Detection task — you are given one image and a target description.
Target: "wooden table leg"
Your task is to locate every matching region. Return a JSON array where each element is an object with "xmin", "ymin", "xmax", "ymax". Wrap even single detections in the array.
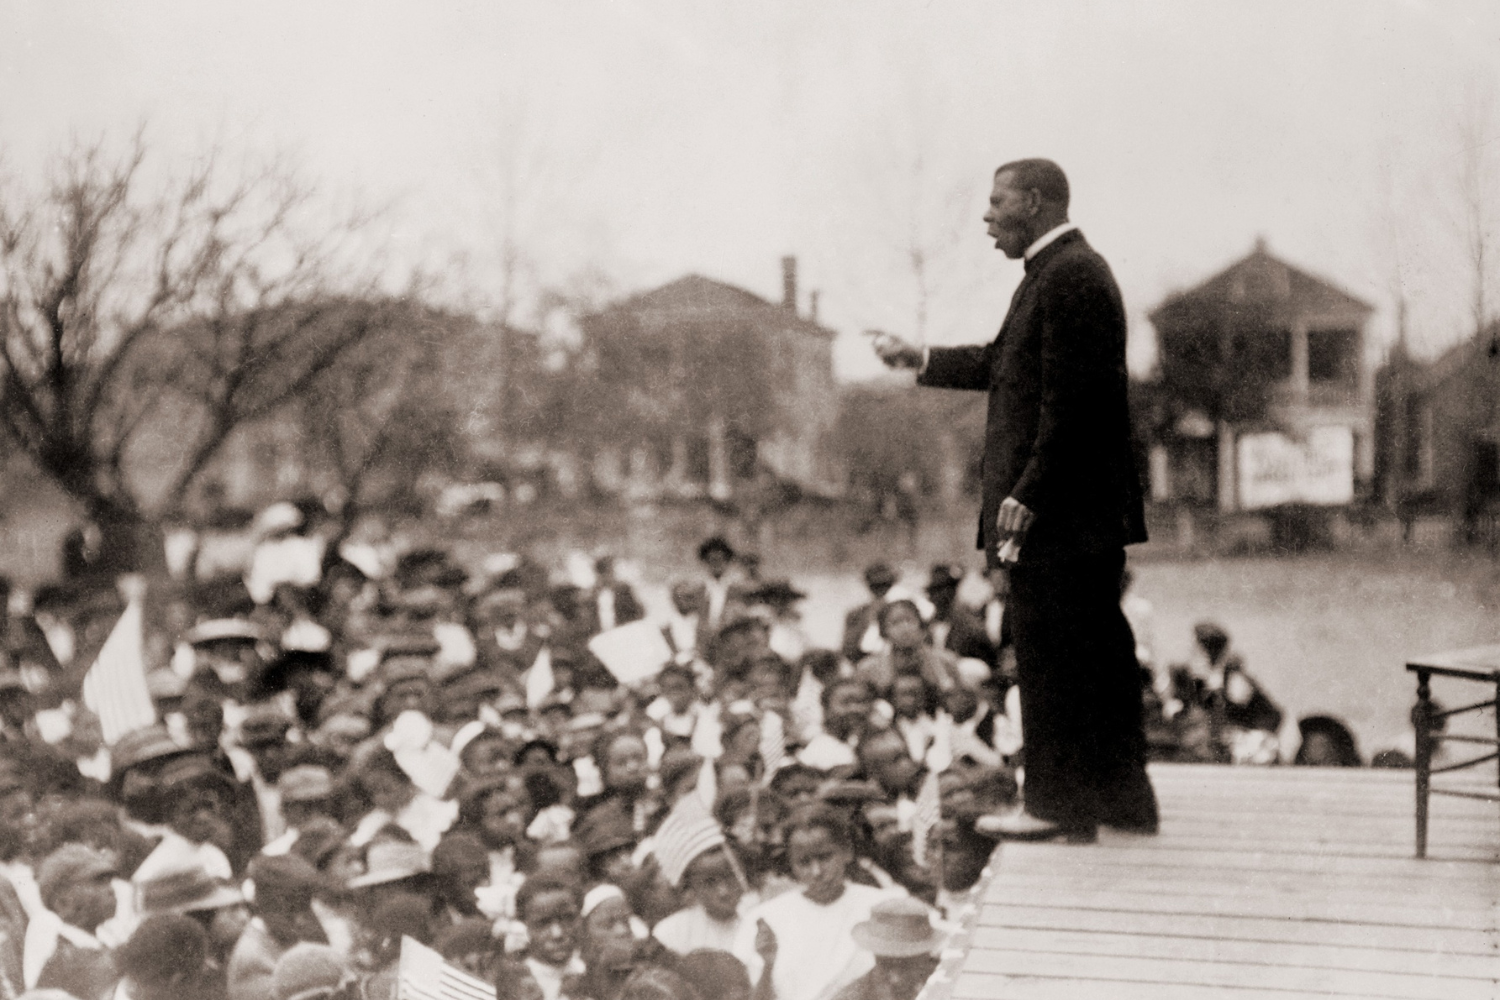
[{"xmin": 1413, "ymin": 668, "xmax": 1432, "ymax": 859}]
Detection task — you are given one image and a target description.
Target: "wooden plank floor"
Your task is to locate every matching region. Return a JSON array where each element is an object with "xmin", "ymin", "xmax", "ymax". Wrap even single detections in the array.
[{"xmin": 946, "ymin": 763, "xmax": 1500, "ymax": 1000}]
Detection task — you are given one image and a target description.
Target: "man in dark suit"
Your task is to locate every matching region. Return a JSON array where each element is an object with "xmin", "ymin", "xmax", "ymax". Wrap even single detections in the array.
[{"xmin": 875, "ymin": 158, "xmax": 1156, "ymax": 842}]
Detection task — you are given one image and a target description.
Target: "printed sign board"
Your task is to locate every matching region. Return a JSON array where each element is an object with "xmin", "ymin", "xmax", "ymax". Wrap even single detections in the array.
[{"xmin": 1237, "ymin": 426, "xmax": 1354, "ymax": 509}]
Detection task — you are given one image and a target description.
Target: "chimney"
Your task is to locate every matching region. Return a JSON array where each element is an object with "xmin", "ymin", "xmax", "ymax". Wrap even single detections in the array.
[
  {"xmin": 809, "ymin": 290, "xmax": 820, "ymax": 324},
  {"xmin": 781, "ymin": 256, "xmax": 797, "ymax": 313}
]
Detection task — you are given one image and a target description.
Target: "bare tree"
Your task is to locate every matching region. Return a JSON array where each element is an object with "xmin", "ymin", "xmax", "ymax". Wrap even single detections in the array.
[
  {"xmin": 0, "ymin": 135, "xmax": 392, "ymax": 565},
  {"xmin": 300, "ymin": 302, "xmax": 466, "ymax": 528},
  {"xmin": 1453, "ymin": 81, "xmax": 1499, "ymax": 337}
]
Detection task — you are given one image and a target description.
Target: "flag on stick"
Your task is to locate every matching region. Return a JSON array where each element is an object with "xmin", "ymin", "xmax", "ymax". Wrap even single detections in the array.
[
  {"xmin": 398, "ymin": 934, "xmax": 495, "ymax": 1000},
  {"xmin": 910, "ymin": 768, "xmax": 942, "ymax": 868},
  {"xmin": 82, "ymin": 598, "xmax": 155, "ymax": 746},
  {"xmin": 524, "ymin": 646, "xmax": 554, "ymax": 710},
  {"xmin": 653, "ymin": 771, "xmax": 727, "ymax": 888}
]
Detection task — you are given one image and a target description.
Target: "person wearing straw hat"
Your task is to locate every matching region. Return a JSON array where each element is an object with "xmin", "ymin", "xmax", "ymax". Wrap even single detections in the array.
[{"xmin": 831, "ymin": 898, "xmax": 945, "ymax": 1000}]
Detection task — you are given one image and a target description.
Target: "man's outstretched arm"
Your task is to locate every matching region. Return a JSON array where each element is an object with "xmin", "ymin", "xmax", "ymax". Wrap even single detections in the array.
[{"xmin": 872, "ymin": 332, "xmax": 989, "ymax": 392}]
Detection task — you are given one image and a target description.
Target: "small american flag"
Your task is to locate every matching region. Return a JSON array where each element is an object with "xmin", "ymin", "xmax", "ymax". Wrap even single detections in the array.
[
  {"xmin": 82, "ymin": 598, "xmax": 156, "ymax": 746},
  {"xmin": 758, "ymin": 707, "xmax": 787, "ymax": 782},
  {"xmin": 910, "ymin": 767, "xmax": 942, "ymax": 867},
  {"xmin": 652, "ymin": 778, "xmax": 727, "ymax": 887},
  {"xmin": 398, "ymin": 935, "xmax": 495, "ymax": 1000}
]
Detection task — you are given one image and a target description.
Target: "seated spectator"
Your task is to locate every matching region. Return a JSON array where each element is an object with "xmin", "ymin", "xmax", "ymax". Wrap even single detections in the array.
[
  {"xmin": 356, "ymin": 891, "xmax": 437, "ymax": 1000},
  {"xmin": 889, "ymin": 676, "xmax": 938, "ymax": 767},
  {"xmin": 431, "ymin": 832, "xmax": 492, "ymax": 924},
  {"xmin": 733, "ymin": 804, "xmax": 906, "ymax": 1000},
  {"xmin": 137, "ymin": 867, "xmax": 252, "ymax": 968},
  {"xmin": 132, "ymin": 754, "xmax": 238, "ymax": 884},
  {"xmin": 1294, "ymin": 715, "xmax": 1362, "ymax": 767},
  {"xmin": 855, "ymin": 601, "xmax": 960, "ymax": 701},
  {"xmin": 675, "ymin": 949, "xmax": 751, "ymax": 1000},
  {"xmin": 1162, "ymin": 622, "xmax": 1283, "ymax": 765},
  {"xmin": 115, "ymin": 913, "xmax": 227, "ymax": 1000},
  {"xmin": 652, "ymin": 846, "xmax": 747, "ymax": 955},
  {"xmin": 228, "ymin": 855, "xmax": 333, "ymax": 1000},
  {"xmin": 798, "ymin": 680, "xmax": 878, "ymax": 774},
  {"xmin": 269, "ymin": 942, "xmax": 359, "ymax": 1000},
  {"xmin": 26, "ymin": 845, "xmax": 119, "ymax": 999},
  {"xmin": 497, "ymin": 877, "xmax": 585, "ymax": 1000},
  {"xmin": 832, "ymin": 898, "xmax": 944, "ymax": 1000},
  {"xmin": 575, "ymin": 884, "xmax": 645, "ymax": 1000},
  {"xmin": 842, "ymin": 564, "xmax": 898, "ymax": 665}
]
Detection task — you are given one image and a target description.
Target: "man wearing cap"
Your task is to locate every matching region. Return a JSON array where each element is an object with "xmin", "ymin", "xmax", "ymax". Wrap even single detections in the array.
[
  {"xmin": 25, "ymin": 844, "xmax": 119, "ymax": 998},
  {"xmin": 831, "ymin": 898, "xmax": 944, "ymax": 1000},
  {"xmin": 228, "ymin": 855, "xmax": 334, "ymax": 1000},
  {"xmin": 841, "ymin": 563, "xmax": 897, "ymax": 665},
  {"xmin": 260, "ymin": 766, "xmax": 337, "ymax": 858},
  {"xmin": 876, "ymin": 159, "xmax": 1156, "ymax": 842},
  {"xmin": 227, "ymin": 706, "xmax": 298, "ymax": 844}
]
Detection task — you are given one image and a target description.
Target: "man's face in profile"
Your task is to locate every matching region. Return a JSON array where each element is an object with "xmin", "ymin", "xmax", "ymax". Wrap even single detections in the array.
[{"xmin": 984, "ymin": 170, "xmax": 1034, "ymax": 258}]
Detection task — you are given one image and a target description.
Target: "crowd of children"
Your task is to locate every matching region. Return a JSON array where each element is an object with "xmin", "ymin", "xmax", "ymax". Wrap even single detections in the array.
[{"xmin": 0, "ymin": 505, "xmax": 1024, "ymax": 1000}]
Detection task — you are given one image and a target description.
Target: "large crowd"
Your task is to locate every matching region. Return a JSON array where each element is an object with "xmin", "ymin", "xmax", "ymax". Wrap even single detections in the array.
[
  {"xmin": 0, "ymin": 496, "xmax": 1401, "ymax": 1000},
  {"xmin": 0, "ymin": 503, "xmax": 1032, "ymax": 1000}
]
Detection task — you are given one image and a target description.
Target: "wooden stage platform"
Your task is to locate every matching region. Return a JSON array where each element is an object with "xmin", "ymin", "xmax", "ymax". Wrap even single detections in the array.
[{"xmin": 936, "ymin": 763, "xmax": 1500, "ymax": 999}]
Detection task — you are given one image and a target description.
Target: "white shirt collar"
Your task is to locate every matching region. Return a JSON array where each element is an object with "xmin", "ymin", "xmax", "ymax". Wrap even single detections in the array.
[{"xmin": 1024, "ymin": 222, "xmax": 1078, "ymax": 262}]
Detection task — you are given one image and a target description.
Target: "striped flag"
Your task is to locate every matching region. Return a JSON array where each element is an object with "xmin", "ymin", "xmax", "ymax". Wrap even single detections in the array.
[
  {"xmin": 910, "ymin": 768, "xmax": 942, "ymax": 867},
  {"xmin": 82, "ymin": 598, "xmax": 156, "ymax": 746},
  {"xmin": 758, "ymin": 707, "xmax": 787, "ymax": 782},
  {"xmin": 398, "ymin": 935, "xmax": 495, "ymax": 1000},
  {"xmin": 653, "ymin": 772, "xmax": 727, "ymax": 887}
]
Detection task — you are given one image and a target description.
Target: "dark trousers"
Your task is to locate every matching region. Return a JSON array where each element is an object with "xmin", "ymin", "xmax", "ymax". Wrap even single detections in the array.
[{"xmin": 1008, "ymin": 548, "xmax": 1158, "ymax": 831}]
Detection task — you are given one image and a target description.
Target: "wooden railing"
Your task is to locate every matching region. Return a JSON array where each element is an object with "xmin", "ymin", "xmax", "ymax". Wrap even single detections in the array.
[{"xmin": 1406, "ymin": 645, "xmax": 1500, "ymax": 858}]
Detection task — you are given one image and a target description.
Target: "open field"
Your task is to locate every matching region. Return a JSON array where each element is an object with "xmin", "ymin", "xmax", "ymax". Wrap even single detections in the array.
[{"xmin": 639, "ymin": 550, "xmax": 1500, "ymax": 762}]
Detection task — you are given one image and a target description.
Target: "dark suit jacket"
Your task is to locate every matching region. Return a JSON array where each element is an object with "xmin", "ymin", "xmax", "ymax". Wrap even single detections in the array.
[{"xmin": 919, "ymin": 229, "xmax": 1147, "ymax": 565}]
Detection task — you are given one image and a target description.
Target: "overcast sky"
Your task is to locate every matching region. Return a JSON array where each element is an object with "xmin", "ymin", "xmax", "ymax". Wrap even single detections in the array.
[{"xmin": 4, "ymin": 1, "xmax": 1499, "ymax": 379}]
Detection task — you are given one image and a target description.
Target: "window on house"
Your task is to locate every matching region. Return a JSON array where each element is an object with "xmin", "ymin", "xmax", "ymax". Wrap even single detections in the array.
[{"xmin": 1308, "ymin": 329, "xmax": 1359, "ymax": 384}]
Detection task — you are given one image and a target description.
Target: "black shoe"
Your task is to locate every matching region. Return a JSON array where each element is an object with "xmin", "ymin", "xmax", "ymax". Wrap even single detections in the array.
[{"xmin": 976, "ymin": 811, "xmax": 1097, "ymax": 843}]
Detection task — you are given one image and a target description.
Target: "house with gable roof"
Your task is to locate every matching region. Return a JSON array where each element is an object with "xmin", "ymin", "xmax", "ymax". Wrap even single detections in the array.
[
  {"xmin": 576, "ymin": 256, "xmax": 841, "ymax": 501},
  {"xmin": 1145, "ymin": 238, "xmax": 1375, "ymax": 513}
]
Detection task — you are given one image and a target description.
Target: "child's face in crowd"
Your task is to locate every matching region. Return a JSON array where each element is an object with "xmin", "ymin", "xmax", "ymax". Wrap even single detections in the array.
[
  {"xmin": 168, "ymin": 785, "xmax": 232, "ymax": 848},
  {"xmin": 881, "ymin": 605, "xmax": 924, "ymax": 650},
  {"xmin": 825, "ymin": 684, "xmax": 873, "ymax": 740},
  {"xmin": 860, "ymin": 731, "xmax": 922, "ymax": 798},
  {"xmin": 603, "ymin": 735, "xmax": 648, "ymax": 796},
  {"xmin": 684, "ymin": 850, "xmax": 742, "ymax": 922},
  {"xmin": 659, "ymin": 672, "xmax": 696, "ymax": 715},
  {"xmin": 54, "ymin": 868, "xmax": 117, "ymax": 932},
  {"xmin": 461, "ymin": 736, "xmax": 511, "ymax": 779},
  {"xmin": 523, "ymin": 889, "xmax": 580, "ymax": 966},
  {"xmin": 479, "ymin": 785, "xmax": 528, "ymax": 848},
  {"xmin": 788, "ymin": 825, "xmax": 849, "ymax": 906},
  {"xmin": 748, "ymin": 663, "xmax": 785, "ymax": 703},
  {"xmin": 582, "ymin": 896, "xmax": 635, "ymax": 972},
  {"xmin": 892, "ymin": 677, "xmax": 927, "ymax": 719}
]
